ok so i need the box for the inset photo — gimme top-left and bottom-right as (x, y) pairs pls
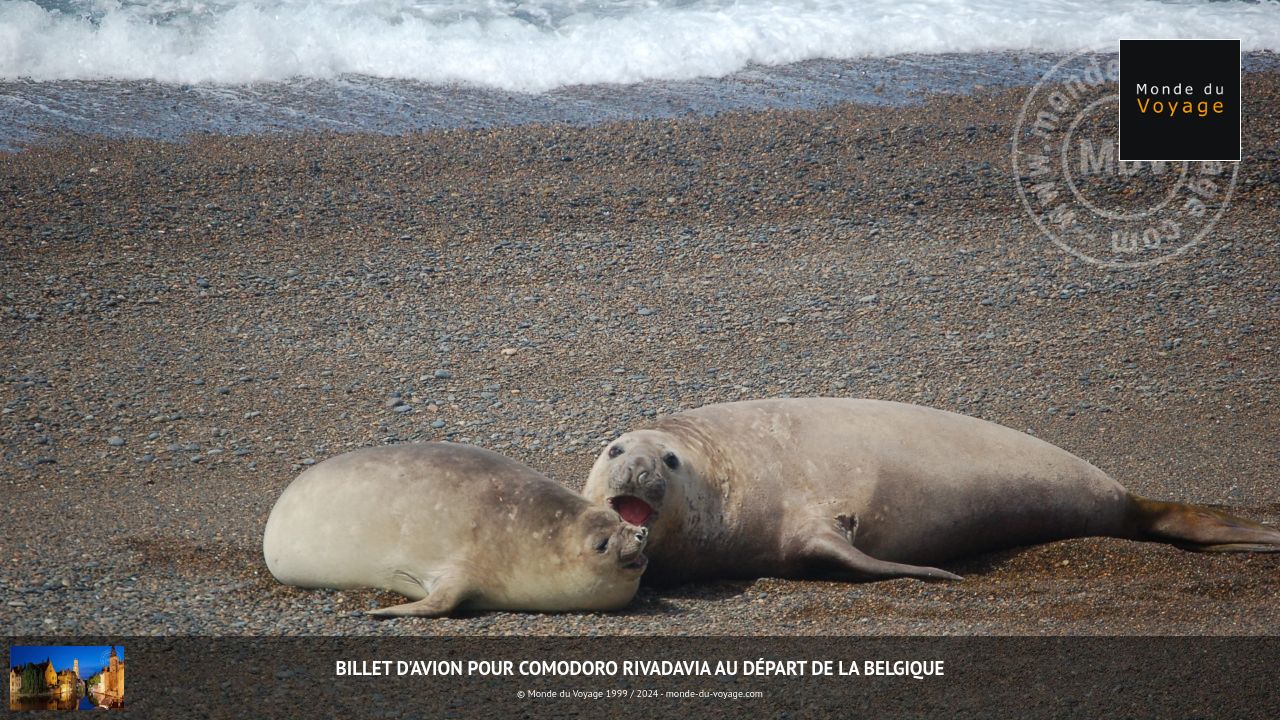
(8, 646), (125, 711)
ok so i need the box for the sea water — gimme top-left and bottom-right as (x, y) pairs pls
(1, 0), (1277, 147)
(3, 0), (1278, 88)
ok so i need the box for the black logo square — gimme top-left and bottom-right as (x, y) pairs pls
(1119, 39), (1240, 161)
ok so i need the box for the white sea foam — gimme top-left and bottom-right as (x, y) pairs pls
(1, 0), (1277, 89)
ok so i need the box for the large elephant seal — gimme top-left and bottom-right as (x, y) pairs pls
(583, 398), (1280, 586)
(264, 442), (649, 617)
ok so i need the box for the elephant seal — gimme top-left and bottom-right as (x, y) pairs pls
(584, 398), (1280, 586)
(264, 442), (649, 617)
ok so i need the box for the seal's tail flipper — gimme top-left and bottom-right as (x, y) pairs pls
(1128, 496), (1280, 552)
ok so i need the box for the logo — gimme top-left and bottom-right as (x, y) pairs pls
(1119, 39), (1241, 162)
(1012, 52), (1238, 268)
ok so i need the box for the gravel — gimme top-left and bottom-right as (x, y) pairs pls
(1, 75), (1278, 637)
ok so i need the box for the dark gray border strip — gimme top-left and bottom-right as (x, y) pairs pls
(8, 636), (1278, 718)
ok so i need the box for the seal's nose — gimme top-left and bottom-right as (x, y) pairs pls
(635, 527), (649, 544)
(620, 455), (655, 487)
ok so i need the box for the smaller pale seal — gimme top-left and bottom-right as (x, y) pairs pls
(263, 442), (649, 617)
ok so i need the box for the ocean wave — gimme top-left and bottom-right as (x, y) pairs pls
(1, 0), (1278, 89)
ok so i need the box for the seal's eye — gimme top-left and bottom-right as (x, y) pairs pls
(595, 538), (610, 554)
(662, 452), (680, 470)
(607, 445), (623, 459)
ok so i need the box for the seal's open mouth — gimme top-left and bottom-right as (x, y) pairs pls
(623, 553), (648, 571)
(610, 495), (654, 526)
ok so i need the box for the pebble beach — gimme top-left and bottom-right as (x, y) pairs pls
(2, 70), (1278, 638)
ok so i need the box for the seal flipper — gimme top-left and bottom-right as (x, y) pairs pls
(800, 527), (962, 582)
(367, 574), (469, 619)
(1128, 496), (1280, 552)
